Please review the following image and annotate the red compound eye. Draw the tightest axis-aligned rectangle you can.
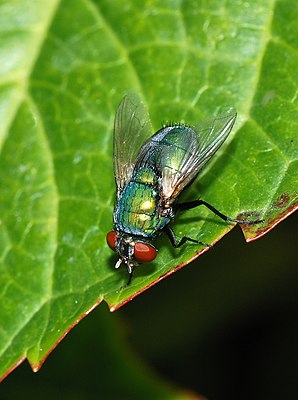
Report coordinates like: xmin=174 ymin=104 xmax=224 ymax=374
xmin=134 ymin=242 xmax=157 ymax=263
xmin=106 ymin=231 xmax=118 ymax=251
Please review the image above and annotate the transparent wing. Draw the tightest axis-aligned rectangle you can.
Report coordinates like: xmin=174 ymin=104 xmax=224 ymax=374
xmin=162 ymin=108 xmax=237 ymax=203
xmin=113 ymin=93 xmax=152 ymax=196
xmin=134 ymin=108 xmax=237 ymax=205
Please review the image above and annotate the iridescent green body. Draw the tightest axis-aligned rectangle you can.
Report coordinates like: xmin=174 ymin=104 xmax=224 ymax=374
xmin=114 ymin=125 xmax=197 ymax=238
xmin=114 ymin=166 xmax=170 ymax=237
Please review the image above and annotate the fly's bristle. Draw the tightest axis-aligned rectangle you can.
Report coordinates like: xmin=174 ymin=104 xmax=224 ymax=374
xmin=161 ymin=120 xmax=191 ymax=129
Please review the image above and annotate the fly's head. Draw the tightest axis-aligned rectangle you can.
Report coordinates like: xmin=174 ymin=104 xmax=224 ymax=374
xmin=106 ymin=231 xmax=157 ymax=276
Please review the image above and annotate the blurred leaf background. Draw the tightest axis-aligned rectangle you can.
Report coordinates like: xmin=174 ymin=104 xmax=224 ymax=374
xmin=2 ymin=216 xmax=297 ymax=399
xmin=0 ymin=0 xmax=297 ymax=399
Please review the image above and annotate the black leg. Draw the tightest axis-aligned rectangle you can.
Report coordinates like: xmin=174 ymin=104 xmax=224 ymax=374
xmin=174 ymin=199 xmax=263 ymax=225
xmin=121 ymin=269 xmax=134 ymax=289
xmin=164 ymin=225 xmax=211 ymax=248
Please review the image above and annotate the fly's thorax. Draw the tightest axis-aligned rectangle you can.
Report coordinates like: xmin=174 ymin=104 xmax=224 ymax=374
xmin=114 ymin=166 xmax=171 ymax=237
xmin=133 ymin=167 xmax=158 ymax=186
xmin=115 ymin=180 xmax=158 ymax=218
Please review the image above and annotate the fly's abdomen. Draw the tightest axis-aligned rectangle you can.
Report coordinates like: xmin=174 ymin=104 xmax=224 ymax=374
xmin=154 ymin=126 xmax=197 ymax=170
xmin=135 ymin=126 xmax=199 ymax=202
xmin=115 ymin=167 xmax=169 ymax=237
xmin=136 ymin=126 xmax=198 ymax=177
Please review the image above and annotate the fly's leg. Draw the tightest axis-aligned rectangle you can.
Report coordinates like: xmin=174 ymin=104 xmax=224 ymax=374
xmin=164 ymin=225 xmax=211 ymax=248
xmin=120 ymin=265 xmax=134 ymax=289
xmin=122 ymin=272 xmax=133 ymax=288
xmin=174 ymin=199 xmax=263 ymax=225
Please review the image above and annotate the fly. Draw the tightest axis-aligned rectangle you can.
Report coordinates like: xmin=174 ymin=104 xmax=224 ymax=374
xmin=107 ymin=93 xmax=261 ymax=287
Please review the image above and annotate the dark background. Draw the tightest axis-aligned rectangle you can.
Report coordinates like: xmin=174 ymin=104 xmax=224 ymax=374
xmin=2 ymin=213 xmax=297 ymax=400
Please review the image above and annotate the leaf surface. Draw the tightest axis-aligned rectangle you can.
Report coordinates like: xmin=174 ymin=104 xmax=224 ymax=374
xmin=0 ymin=0 xmax=297 ymax=379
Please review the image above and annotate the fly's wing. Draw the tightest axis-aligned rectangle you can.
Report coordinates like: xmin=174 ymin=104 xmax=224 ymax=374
xmin=114 ymin=93 xmax=152 ymax=197
xmin=145 ymin=108 xmax=237 ymax=205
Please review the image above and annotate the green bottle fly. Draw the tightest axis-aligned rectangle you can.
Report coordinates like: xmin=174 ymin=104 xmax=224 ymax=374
xmin=106 ymin=94 xmax=261 ymax=286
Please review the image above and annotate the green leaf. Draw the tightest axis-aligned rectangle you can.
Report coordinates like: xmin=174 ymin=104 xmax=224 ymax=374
xmin=0 ymin=0 xmax=297 ymax=380
xmin=2 ymin=308 xmax=200 ymax=400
